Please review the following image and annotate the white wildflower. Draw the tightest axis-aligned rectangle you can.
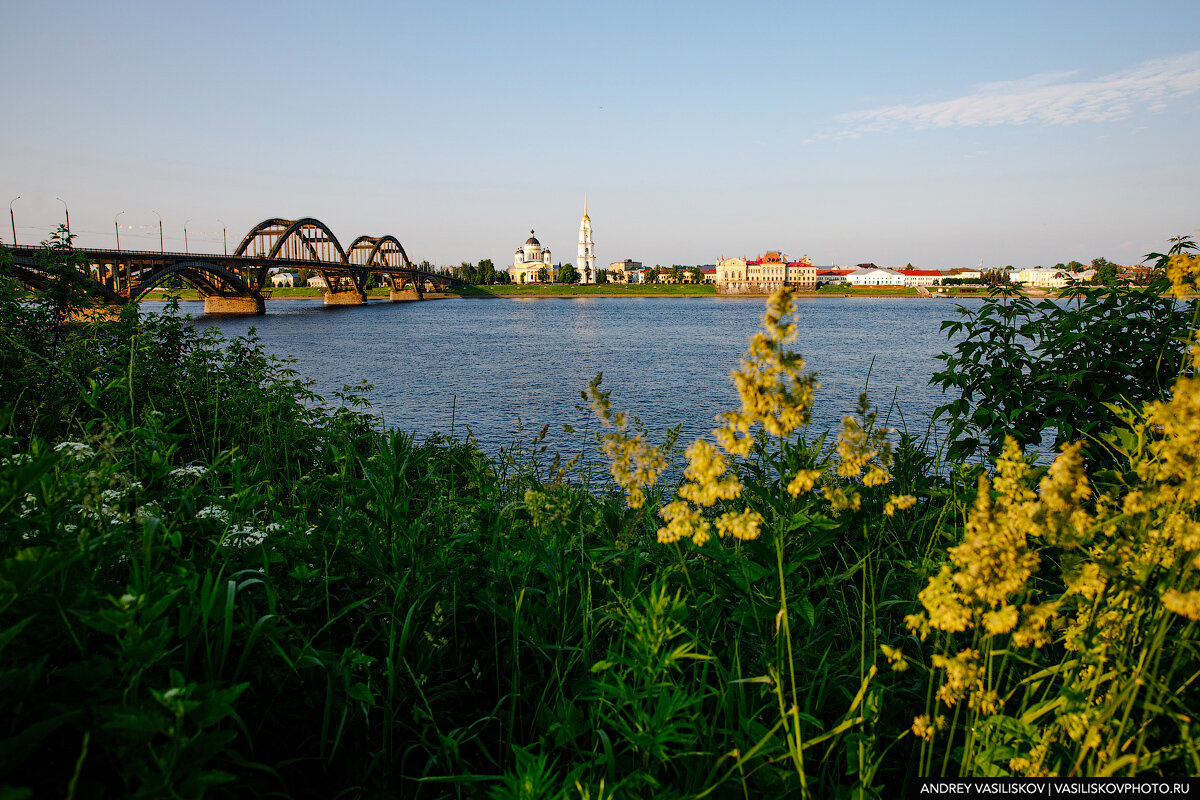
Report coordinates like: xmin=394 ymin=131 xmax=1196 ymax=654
xmin=169 ymin=465 xmax=208 ymax=480
xmin=53 ymin=441 xmax=95 ymax=460
xmin=196 ymin=505 xmax=230 ymax=524
xmin=227 ymin=524 xmax=267 ymax=546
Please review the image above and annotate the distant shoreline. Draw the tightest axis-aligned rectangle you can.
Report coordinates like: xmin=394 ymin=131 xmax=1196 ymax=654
xmin=136 ymin=286 xmax=1113 ymax=302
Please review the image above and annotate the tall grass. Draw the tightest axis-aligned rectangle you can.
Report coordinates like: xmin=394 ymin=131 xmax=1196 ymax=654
xmin=1 ymin=236 xmax=1198 ymax=798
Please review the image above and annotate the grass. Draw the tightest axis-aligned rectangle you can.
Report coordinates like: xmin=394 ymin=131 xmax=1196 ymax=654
xmin=817 ymin=284 xmax=921 ymax=296
xmin=3 ymin=236 xmax=1199 ymax=798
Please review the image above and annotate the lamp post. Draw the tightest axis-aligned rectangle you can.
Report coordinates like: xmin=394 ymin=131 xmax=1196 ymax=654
xmin=8 ymin=196 xmax=18 ymax=246
xmin=55 ymin=196 xmax=70 ymax=236
xmin=216 ymin=218 xmax=227 ymax=255
xmin=151 ymin=210 xmax=163 ymax=253
xmin=115 ymin=210 xmax=125 ymax=251
xmin=184 ymin=218 xmax=192 ymax=255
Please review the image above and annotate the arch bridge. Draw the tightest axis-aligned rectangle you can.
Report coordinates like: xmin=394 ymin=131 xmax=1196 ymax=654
xmin=3 ymin=216 xmax=459 ymax=314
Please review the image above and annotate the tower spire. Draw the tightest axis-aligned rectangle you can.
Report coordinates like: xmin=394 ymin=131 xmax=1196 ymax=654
xmin=583 ymin=192 xmax=589 ymax=221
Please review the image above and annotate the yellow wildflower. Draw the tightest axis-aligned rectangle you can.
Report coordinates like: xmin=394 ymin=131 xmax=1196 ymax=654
xmin=715 ymin=508 xmax=764 ymax=541
xmin=715 ymin=287 xmax=820 ymax=456
xmin=884 ymin=494 xmax=917 ymax=516
xmin=880 ymin=643 xmax=909 ymax=672
xmin=786 ymin=469 xmax=823 ymax=496
xmin=982 ymin=604 xmax=1019 ymax=635
xmin=1166 ymin=253 xmax=1200 ymax=297
xmin=677 ymin=439 xmax=742 ymax=507
xmin=585 ymin=374 xmax=668 ymax=509
xmin=1161 ymin=589 xmax=1200 ymax=621
xmin=912 ymin=714 xmax=936 ymax=741
xmin=932 ymin=649 xmax=984 ymax=708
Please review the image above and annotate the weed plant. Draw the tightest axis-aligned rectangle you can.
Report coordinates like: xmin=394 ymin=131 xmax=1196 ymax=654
xmin=1 ymin=234 xmax=1198 ymax=798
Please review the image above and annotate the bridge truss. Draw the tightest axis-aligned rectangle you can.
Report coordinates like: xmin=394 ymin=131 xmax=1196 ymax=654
xmin=3 ymin=216 xmax=457 ymax=314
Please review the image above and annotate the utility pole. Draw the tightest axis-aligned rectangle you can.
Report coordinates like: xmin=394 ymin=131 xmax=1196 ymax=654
xmin=8 ymin=196 xmax=19 ymax=245
xmin=152 ymin=210 xmax=163 ymax=253
xmin=55 ymin=196 xmax=70 ymax=236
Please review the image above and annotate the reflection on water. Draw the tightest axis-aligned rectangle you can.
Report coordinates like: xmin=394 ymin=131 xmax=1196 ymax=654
xmin=141 ymin=295 xmax=985 ymax=456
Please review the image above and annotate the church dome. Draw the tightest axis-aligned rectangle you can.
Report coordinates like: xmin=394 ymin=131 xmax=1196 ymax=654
xmin=525 ymin=230 xmax=540 ymax=247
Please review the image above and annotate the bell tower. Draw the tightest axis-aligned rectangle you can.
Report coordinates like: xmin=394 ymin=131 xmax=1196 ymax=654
xmin=577 ymin=194 xmax=595 ymax=284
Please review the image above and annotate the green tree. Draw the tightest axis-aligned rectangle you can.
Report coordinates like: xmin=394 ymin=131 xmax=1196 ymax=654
xmin=669 ymin=266 xmax=683 ymax=284
xmin=1090 ymin=257 xmax=1120 ymax=286
xmin=557 ymin=264 xmax=578 ymax=284
xmin=538 ymin=267 xmax=549 ymax=282
xmin=688 ymin=267 xmax=703 ymax=284
xmin=643 ymin=268 xmax=659 ymax=284
xmin=477 ymin=258 xmax=495 ymax=285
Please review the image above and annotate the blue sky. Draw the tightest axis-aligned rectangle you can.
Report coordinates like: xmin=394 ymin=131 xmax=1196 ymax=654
xmin=2 ymin=0 xmax=1198 ymax=269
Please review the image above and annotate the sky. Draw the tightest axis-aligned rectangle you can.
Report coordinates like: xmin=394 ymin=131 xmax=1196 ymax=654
xmin=2 ymin=0 xmax=1198 ymax=270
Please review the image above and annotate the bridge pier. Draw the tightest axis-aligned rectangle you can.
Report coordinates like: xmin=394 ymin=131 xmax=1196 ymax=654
xmin=389 ymin=289 xmax=422 ymax=302
xmin=324 ymin=290 xmax=367 ymax=306
xmin=204 ymin=295 xmax=266 ymax=315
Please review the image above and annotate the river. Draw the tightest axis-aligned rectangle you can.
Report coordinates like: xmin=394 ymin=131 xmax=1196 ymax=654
xmin=141 ymin=295 xmax=986 ymax=458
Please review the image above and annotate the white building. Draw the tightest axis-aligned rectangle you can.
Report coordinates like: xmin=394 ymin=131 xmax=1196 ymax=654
xmin=847 ymin=267 xmax=905 ymax=286
xmin=271 ymin=272 xmax=300 ymax=287
xmin=900 ymin=270 xmax=943 ymax=288
xmin=577 ymin=198 xmax=596 ymax=284
xmin=509 ymin=230 xmax=554 ymax=284
xmin=1014 ymin=268 xmax=1093 ymax=288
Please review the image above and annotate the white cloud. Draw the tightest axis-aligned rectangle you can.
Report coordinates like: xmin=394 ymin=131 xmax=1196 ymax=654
xmin=838 ymin=52 xmax=1200 ymax=133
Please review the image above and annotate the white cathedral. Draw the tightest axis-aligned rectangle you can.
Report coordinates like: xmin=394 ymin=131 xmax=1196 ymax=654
xmin=509 ymin=230 xmax=553 ymax=284
xmin=506 ymin=198 xmax=595 ymax=284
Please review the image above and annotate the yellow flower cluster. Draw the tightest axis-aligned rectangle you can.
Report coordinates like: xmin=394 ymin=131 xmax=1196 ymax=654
xmin=786 ymin=469 xmax=823 ymax=496
xmin=658 ymin=439 xmax=762 ymax=545
xmin=823 ymin=393 xmax=896 ymax=512
xmin=906 ymin=438 xmax=1082 ymax=643
xmin=1166 ymin=253 xmax=1200 ymax=297
xmin=879 ymin=643 xmax=908 ymax=672
xmin=883 ymin=494 xmax=917 ymax=517
xmin=584 ymin=374 xmax=668 ymax=509
xmin=907 ymin=344 xmax=1200 ymax=774
xmin=715 ymin=287 xmax=820 ymax=457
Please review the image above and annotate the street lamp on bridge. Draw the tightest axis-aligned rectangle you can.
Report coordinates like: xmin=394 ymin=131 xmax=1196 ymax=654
xmin=151 ymin=211 xmax=163 ymax=253
xmin=115 ymin=211 xmax=125 ymax=251
xmin=216 ymin=218 xmax=227 ymax=255
xmin=184 ymin=219 xmax=192 ymax=255
xmin=8 ymin=196 xmax=19 ymax=246
xmin=55 ymin=197 xmax=70 ymax=237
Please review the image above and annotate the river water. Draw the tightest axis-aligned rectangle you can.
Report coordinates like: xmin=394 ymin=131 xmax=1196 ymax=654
xmin=142 ymin=295 xmax=986 ymax=457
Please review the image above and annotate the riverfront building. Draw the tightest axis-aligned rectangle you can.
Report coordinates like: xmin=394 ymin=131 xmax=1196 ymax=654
xmin=509 ymin=230 xmax=554 ymax=284
xmin=847 ymin=267 xmax=905 ymax=286
xmin=608 ymin=259 xmax=641 ymax=283
xmin=716 ymin=252 xmax=815 ymax=294
xmin=577 ymin=199 xmax=596 ymax=284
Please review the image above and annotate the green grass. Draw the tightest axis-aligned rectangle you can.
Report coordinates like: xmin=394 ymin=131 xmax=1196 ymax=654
xmin=817 ymin=284 xmax=920 ymax=296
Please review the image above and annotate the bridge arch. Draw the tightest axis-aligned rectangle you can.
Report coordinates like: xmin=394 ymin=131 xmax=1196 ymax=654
xmin=128 ymin=260 xmax=259 ymax=302
xmin=346 ymin=235 xmax=409 ymax=269
xmin=8 ymin=257 xmax=124 ymax=305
